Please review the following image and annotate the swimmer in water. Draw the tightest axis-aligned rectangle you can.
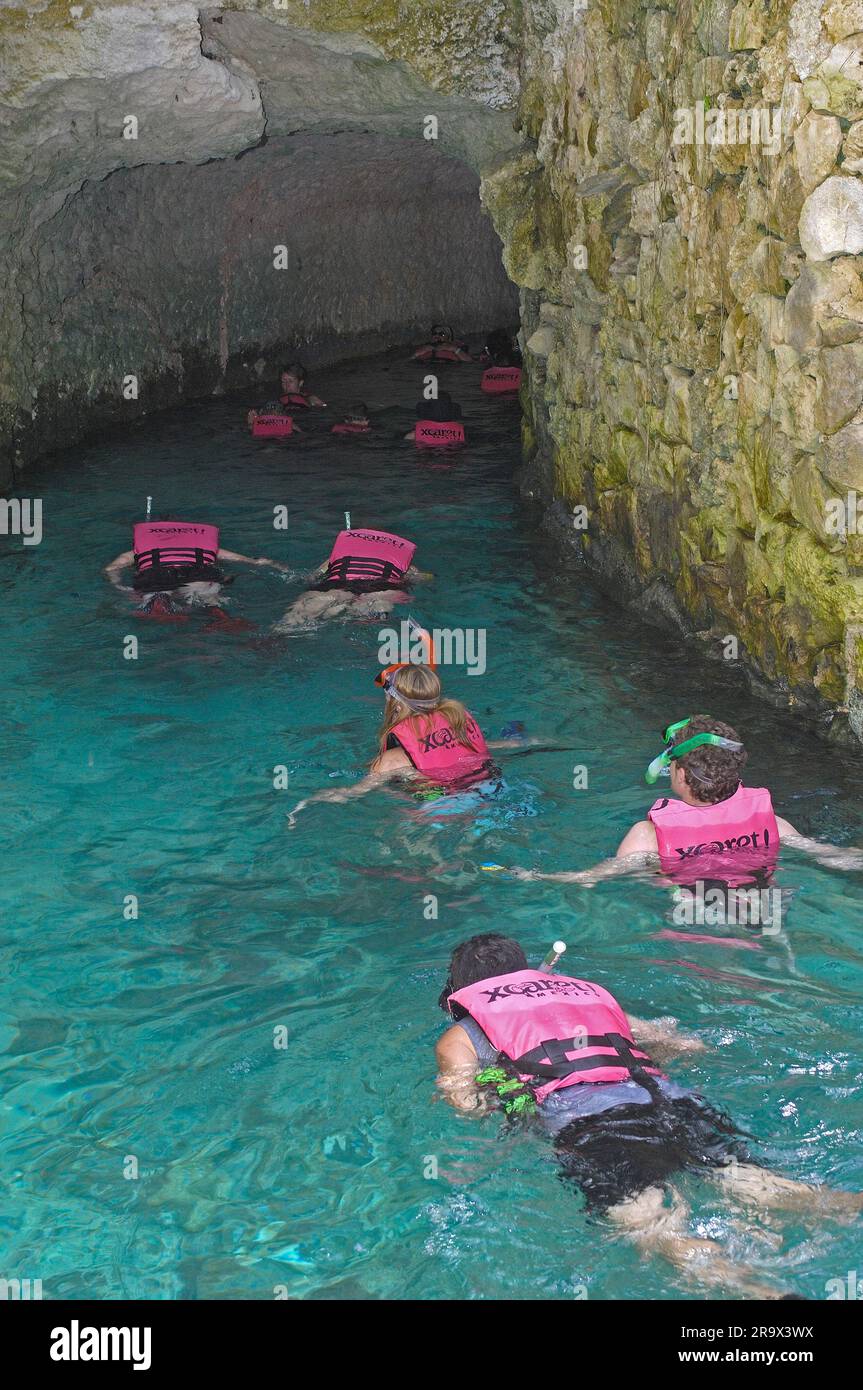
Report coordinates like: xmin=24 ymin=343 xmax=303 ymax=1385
xmin=105 ymin=517 xmax=290 ymax=618
xmin=411 ymin=324 xmax=473 ymax=363
xmin=279 ymin=363 xmax=326 ymax=409
xmin=246 ymin=399 xmax=303 ymax=432
xmin=296 ymin=662 xmax=499 ymax=811
xmin=272 ymin=526 xmax=432 ymax=632
xmin=436 ymin=932 xmax=863 ymax=1298
xmin=480 ymin=327 xmax=522 ymax=367
xmin=404 ymin=391 xmax=463 ymax=442
xmin=331 ymin=403 xmax=371 ymax=435
xmin=505 ymin=714 xmax=863 ymax=886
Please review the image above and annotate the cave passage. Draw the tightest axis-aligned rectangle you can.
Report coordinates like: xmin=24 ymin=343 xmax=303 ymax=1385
xmin=1 ymin=350 xmax=862 ymax=1299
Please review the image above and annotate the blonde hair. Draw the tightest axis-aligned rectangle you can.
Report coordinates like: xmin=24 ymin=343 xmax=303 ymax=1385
xmin=377 ymin=664 xmax=480 ymax=759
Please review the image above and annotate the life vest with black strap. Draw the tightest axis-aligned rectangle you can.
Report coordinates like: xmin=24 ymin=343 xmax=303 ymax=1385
xmin=448 ymin=968 xmax=662 ymax=1105
xmin=133 ymin=522 xmax=220 ymax=578
xmin=323 ymin=528 xmax=415 ymax=588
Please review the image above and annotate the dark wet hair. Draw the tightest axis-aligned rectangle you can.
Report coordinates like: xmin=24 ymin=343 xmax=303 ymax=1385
xmin=430 ymin=324 xmax=454 ymax=342
xmin=346 ymin=401 xmax=368 ymax=419
xmin=484 ymin=327 xmax=521 ymax=366
xmin=438 ymin=933 xmax=529 ymax=1014
xmin=282 ymin=362 xmax=307 ymax=384
xmin=671 ymin=714 xmax=747 ymax=804
xmin=416 ymin=390 xmax=461 ymax=421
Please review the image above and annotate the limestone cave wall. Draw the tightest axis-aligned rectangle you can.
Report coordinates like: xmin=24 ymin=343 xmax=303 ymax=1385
xmin=482 ymin=0 xmax=863 ymax=741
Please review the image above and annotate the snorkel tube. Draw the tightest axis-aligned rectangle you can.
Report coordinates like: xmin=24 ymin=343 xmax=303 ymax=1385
xmin=374 ymin=617 xmax=437 ymax=690
xmin=474 ymin=940 xmax=567 ymax=1116
xmin=540 ymin=940 xmax=567 ymax=971
xmin=644 ymin=717 xmax=744 ymax=785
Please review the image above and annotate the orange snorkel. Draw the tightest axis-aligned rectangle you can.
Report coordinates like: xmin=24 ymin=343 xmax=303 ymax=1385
xmin=374 ymin=617 xmax=437 ymax=687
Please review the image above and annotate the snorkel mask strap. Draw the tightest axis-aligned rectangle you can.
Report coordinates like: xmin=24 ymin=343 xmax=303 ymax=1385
xmin=644 ymin=718 xmax=744 ymax=784
xmin=381 ymin=672 xmax=439 ymax=712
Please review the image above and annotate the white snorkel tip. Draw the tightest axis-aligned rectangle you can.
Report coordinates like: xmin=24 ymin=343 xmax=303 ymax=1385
xmin=540 ymin=941 xmax=567 ymax=971
xmin=344 ymin=510 xmax=351 ymax=530
xmin=146 ymin=495 xmax=152 ymax=519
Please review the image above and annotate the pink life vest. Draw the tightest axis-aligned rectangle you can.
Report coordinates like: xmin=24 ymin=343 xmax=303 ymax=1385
xmin=648 ymin=784 xmax=779 ymax=884
xmin=133 ymin=521 xmax=219 ymax=576
xmin=280 ymin=392 xmax=312 ymax=408
xmin=414 ymin=345 xmax=464 ymax=362
xmin=481 ymin=366 xmax=522 ymax=394
xmin=415 ymin=420 xmax=465 ymax=447
xmin=331 ymin=422 xmax=370 ymax=435
xmin=392 ymin=709 xmax=490 ymax=786
xmin=252 ymin=414 xmax=293 ymax=437
xmin=449 ymin=969 xmax=662 ymax=1105
xmin=324 ymin=529 xmax=416 ymax=587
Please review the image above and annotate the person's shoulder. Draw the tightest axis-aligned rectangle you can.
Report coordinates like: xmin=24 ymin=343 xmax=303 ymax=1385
xmin=435 ymin=1022 xmax=477 ymax=1065
xmin=616 ymin=819 xmax=659 ymax=856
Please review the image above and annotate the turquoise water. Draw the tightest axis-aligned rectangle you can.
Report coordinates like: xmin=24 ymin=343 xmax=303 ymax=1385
xmin=2 ymin=350 xmax=862 ymax=1301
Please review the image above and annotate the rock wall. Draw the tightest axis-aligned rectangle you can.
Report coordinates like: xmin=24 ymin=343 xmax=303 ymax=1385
xmin=482 ymin=0 xmax=863 ymax=740
xmin=0 ymin=3 xmax=520 ymax=480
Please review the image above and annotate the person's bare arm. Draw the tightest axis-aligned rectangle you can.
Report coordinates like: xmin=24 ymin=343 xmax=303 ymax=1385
xmin=627 ymin=1015 xmax=707 ymax=1065
xmin=508 ymin=844 xmax=658 ymax=886
xmin=485 ymin=737 xmax=543 ymax=749
xmin=321 ymin=747 xmax=411 ymax=799
xmin=105 ymin=551 xmax=134 ymax=590
xmin=776 ymin=815 xmax=863 ymax=871
xmin=436 ymin=1024 xmax=487 ymax=1112
xmin=405 ymin=564 xmax=434 ymax=581
xmin=292 ymin=749 xmax=412 ymax=816
xmin=511 ymin=818 xmax=660 ymax=884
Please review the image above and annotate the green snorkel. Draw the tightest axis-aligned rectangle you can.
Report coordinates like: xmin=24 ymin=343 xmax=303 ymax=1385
xmin=645 ymin=717 xmax=744 ymax=785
